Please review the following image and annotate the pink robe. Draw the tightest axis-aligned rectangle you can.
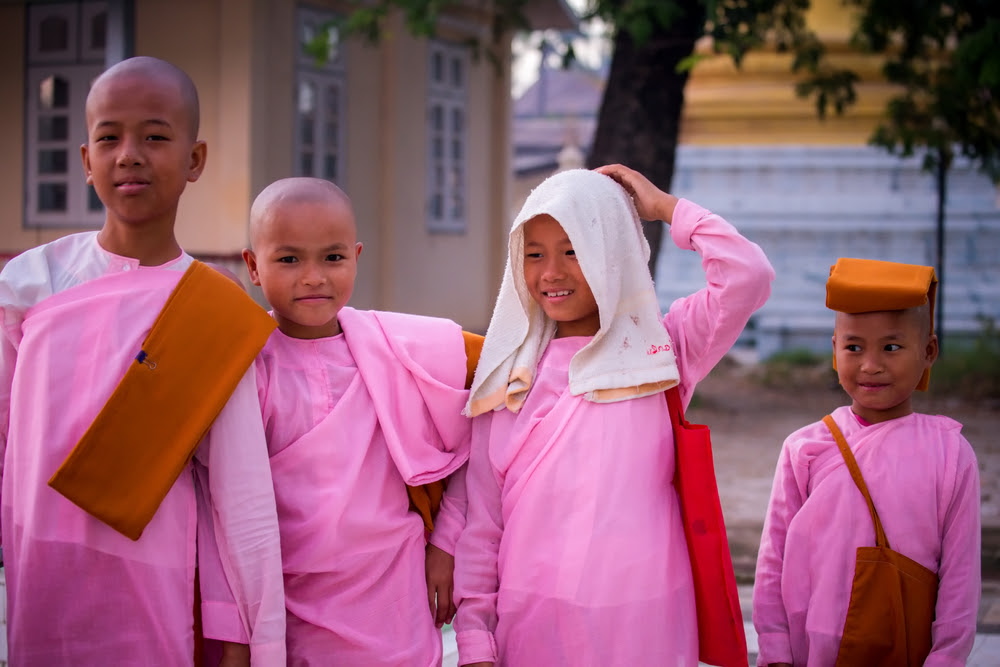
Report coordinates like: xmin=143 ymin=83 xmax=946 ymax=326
xmin=255 ymin=307 xmax=471 ymax=666
xmin=454 ymin=201 xmax=774 ymax=665
xmin=0 ymin=232 xmax=285 ymax=666
xmin=753 ymin=406 xmax=981 ymax=667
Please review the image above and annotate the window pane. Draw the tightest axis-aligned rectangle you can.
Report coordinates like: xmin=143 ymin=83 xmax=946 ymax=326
xmin=38 ymin=149 xmax=68 ymax=174
xmin=430 ymin=193 xmax=442 ymax=219
xmin=325 ymin=121 xmax=338 ymax=146
xmin=39 ymin=76 xmax=70 ymax=109
xmin=39 ymin=16 xmax=69 ymax=52
xmin=38 ymin=116 xmax=69 ymax=141
xmin=324 ymin=154 xmax=337 ymax=180
xmin=451 ymin=194 xmax=463 ymax=219
xmin=301 ymin=117 xmax=314 ymax=144
xmin=432 ymin=52 xmax=444 ymax=82
xmin=326 ymin=85 xmax=339 ymax=111
xmin=452 ymin=139 xmax=462 ymax=160
xmin=300 ymin=152 xmax=314 ymax=175
xmin=433 ymin=137 xmax=443 ymax=159
xmin=298 ymin=81 xmax=316 ymax=114
xmin=451 ymin=57 xmax=463 ymax=88
xmin=88 ymin=185 xmax=104 ymax=212
xmin=90 ymin=11 xmax=107 ymax=50
xmin=431 ymin=105 xmax=443 ymax=131
xmin=451 ymin=108 xmax=463 ymax=133
xmin=38 ymin=183 xmax=67 ymax=211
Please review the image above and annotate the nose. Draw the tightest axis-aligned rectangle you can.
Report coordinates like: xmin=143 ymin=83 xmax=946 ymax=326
xmin=539 ymin=255 xmax=567 ymax=281
xmin=859 ymin=351 xmax=883 ymax=374
xmin=300 ymin=262 xmax=327 ymax=286
xmin=116 ymin=137 xmax=144 ymax=167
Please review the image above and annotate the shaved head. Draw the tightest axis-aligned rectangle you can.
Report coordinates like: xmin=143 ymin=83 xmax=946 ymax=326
xmin=249 ymin=177 xmax=356 ymax=247
xmin=88 ymin=56 xmax=200 ymax=140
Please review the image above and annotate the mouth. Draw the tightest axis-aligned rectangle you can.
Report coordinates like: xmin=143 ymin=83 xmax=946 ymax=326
xmin=543 ymin=289 xmax=573 ymax=298
xmin=115 ymin=178 xmax=150 ymax=194
xmin=858 ymin=382 xmax=889 ymax=390
xmin=295 ymin=295 xmax=333 ymax=303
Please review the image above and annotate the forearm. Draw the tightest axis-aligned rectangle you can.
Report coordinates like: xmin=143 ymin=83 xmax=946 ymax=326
xmin=664 ymin=199 xmax=774 ymax=385
xmin=429 ymin=463 xmax=468 ymax=555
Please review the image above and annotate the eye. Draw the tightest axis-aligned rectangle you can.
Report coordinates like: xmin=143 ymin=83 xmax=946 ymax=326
xmin=565 ymin=249 xmax=577 ymax=258
xmin=147 ymin=134 xmax=169 ymax=141
xmin=845 ymin=344 xmax=861 ymax=352
xmin=884 ymin=343 xmax=902 ymax=352
xmin=525 ymin=251 xmax=542 ymax=259
xmin=277 ymin=256 xmax=298 ymax=264
xmin=95 ymin=134 xmax=117 ymax=143
xmin=326 ymin=253 xmax=345 ymax=262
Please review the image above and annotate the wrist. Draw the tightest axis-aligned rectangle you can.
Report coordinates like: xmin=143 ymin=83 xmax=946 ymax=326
xmin=659 ymin=194 xmax=679 ymax=224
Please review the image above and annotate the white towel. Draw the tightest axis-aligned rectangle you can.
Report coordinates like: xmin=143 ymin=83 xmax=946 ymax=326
xmin=466 ymin=169 xmax=679 ymax=416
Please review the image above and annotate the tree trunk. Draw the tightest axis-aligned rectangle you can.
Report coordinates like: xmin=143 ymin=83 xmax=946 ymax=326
xmin=585 ymin=3 xmax=704 ymax=279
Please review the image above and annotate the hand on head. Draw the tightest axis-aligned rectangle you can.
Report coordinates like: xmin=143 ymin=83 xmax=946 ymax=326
xmin=594 ymin=164 xmax=679 ymax=224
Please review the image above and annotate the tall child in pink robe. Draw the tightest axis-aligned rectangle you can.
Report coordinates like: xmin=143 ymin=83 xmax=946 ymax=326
xmin=753 ymin=258 xmax=981 ymax=667
xmin=0 ymin=57 xmax=285 ymax=666
xmin=242 ymin=177 xmax=474 ymax=666
xmin=453 ymin=165 xmax=775 ymax=666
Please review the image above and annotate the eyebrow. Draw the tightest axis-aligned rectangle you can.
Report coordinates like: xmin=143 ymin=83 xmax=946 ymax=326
xmin=94 ymin=119 xmax=173 ymax=130
xmin=273 ymin=243 xmax=350 ymax=253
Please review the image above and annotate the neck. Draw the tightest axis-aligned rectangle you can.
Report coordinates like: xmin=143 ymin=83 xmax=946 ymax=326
xmin=97 ymin=223 xmax=183 ymax=266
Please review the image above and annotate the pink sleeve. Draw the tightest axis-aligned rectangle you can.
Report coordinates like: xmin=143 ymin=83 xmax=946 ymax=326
xmin=925 ymin=437 xmax=981 ymax=666
xmin=663 ymin=198 xmax=774 ymax=401
xmin=199 ymin=369 xmax=287 ymax=666
xmin=429 ymin=462 xmax=468 ymax=556
xmin=0 ymin=326 xmax=14 ymax=512
xmin=193 ymin=460 xmax=250 ymax=644
xmin=752 ymin=434 xmax=807 ymax=666
xmin=453 ymin=416 xmax=501 ymax=664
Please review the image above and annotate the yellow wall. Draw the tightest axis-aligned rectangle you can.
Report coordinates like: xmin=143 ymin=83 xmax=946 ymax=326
xmin=681 ymin=1 xmax=892 ymax=145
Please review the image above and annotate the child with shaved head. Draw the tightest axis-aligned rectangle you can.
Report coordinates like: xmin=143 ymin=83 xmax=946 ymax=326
xmin=753 ymin=258 xmax=981 ymax=666
xmin=243 ymin=176 xmax=478 ymax=665
xmin=0 ymin=57 xmax=285 ymax=665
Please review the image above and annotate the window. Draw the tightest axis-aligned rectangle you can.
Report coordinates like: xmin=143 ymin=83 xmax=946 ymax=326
xmin=294 ymin=6 xmax=346 ymax=185
xmin=427 ymin=40 xmax=468 ymax=234
xmin=25 ymin=2 xmax=108 ymax=229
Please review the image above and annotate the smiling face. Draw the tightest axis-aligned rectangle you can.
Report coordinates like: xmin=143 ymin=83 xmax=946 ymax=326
xmin=244 ymin=181 xmax=362 ymax=339
xmin=521 ymin=214 xmax=600 ymax=338
xmin=81 ymin=63 xmax=205 ymax=234
xmin=833 ymin=307 xmax=938 ymax=424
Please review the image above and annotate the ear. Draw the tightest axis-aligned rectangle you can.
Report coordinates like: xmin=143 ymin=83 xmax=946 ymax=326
xmin=80 ymin=143 xmax=93 ymax=185
xmin=242 ymin=248 xmax=261 ymax=286
xmin=925 ymin=333 xmax=939 ymax=365
xmin=187 ymin=140 xmax=208 ymax=183
xmin=355 ymin=242 xmax=363 ymax=260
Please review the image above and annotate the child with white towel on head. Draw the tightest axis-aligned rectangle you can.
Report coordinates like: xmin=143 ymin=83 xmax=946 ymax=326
xmin=453 ymin=164 xmax=775 ymax=666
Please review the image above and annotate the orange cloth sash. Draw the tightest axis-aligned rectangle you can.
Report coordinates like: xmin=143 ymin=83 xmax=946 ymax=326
xmin=48 ymin=261 xmax=277 ymax=540
xmin=407 ymin=330 xmax=484 ymax=532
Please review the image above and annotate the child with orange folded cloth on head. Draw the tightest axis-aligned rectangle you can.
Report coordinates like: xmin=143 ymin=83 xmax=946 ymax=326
xmin=753 ymin=258 xmax=981 ymax=667
xmin=242 ymin=176 xmax=479 ymax=666
xmin=452 ymin=164 xmax=774 ymax=666
xmin=0 ymin=57 xmax=285 ymax=666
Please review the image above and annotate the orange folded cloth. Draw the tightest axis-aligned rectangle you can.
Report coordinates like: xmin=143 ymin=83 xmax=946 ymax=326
xmin=826 ymin=257 xmax=937 ymax=321
xmin=49 ymin=261 xmax=277 ymax=540
xmin=826 ymin=257 xmax=937 ymax=391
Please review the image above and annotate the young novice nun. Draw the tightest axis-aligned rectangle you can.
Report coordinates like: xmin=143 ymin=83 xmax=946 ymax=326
xmin=243 ymin=176 xmax=476 ymax=665
xmin=453 ymin=164 xmax=774 ymax=666
xmin=0 ymin=56 xmax=285 ymax=665
xmin=753 ymin=258 xmax=981 ymax=667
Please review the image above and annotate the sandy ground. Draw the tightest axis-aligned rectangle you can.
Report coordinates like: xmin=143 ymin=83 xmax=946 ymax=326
xmin=685 ymin=357 xmax=1000 ymax=582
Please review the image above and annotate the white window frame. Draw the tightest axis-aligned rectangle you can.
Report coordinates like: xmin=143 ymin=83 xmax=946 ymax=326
xmin=294 ymin=5 xmax=347 ymax=186
xmin=426 ymin=40 xmax=469 ymax=234
xmin=24 ymin=1 xmax=108 ymax=229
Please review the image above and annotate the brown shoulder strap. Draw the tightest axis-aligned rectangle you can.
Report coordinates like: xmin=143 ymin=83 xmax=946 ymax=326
xmin=822 ymin=414 xmax=889 ymax=549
